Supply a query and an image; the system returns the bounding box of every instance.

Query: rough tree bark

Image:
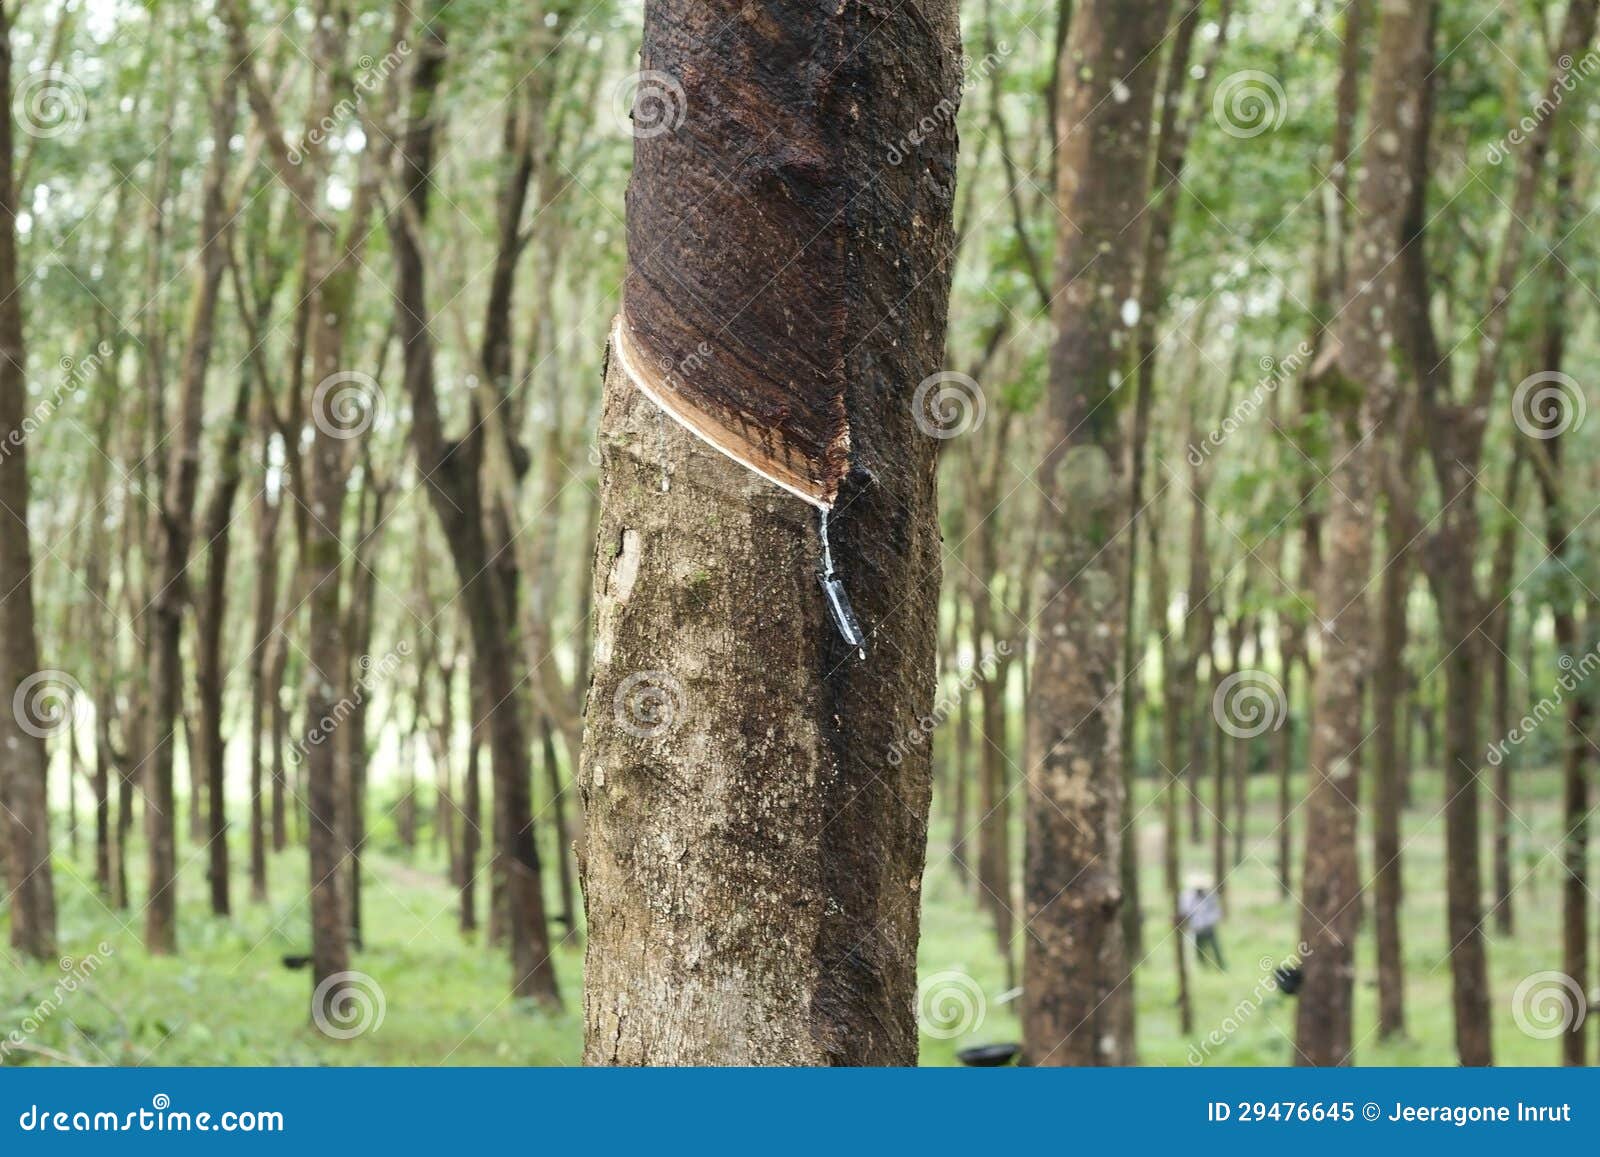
[1294,0,1426,1067]
[580,0,961,1065]
[0,6,57,959]
[1022,0,1170,1068]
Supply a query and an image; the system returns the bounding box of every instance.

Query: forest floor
[1,763,1581,1066]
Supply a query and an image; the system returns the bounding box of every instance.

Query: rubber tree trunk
[389,6,561,1006]
[195,367,254,918]
[1372,481,1411,1039]
[1021,0,1170,1068]
[1149,510,1193,1034]
[1294,0,1428,1068]
[145,80,235,955]
[302,253,356,1022]
[580,0,961,1065]
[0,8,57,959]
[247,443,281,902]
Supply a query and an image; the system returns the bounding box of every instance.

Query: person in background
[1179,874,1226,970]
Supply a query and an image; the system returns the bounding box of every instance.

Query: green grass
[918,761,1588,1066]
[2,763,1584,1065]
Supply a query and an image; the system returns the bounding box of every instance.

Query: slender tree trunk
[1210,615,1231,898]
[1373,460,1412,1039]
[1117,0,1221,1050]
[579,0,960,1065]
[145,79,236,954]
[195,365,254,918]
[459,671,481,936]
[1375,111,1425,1029]
[541,716,577,940]
[1275,633,1297,898]
[302,248,357,1019]
[974,581,1015,980]
[1150,508,1193,1033]
[1529,140,1586,1066]
[0,6,55,952]
[1486,454,1523,937]
[1022,0,1169,1068]
[247,444,281,902]
[1295,0,1426,1067]
[268,631,289,852]
[390,5,559,1006]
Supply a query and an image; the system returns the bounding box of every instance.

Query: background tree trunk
[1022,0,1169,1068]
[1294,0,1427,1068]
[0,6,57,959]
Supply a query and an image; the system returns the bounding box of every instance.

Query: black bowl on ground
[957,1043,1022,1067]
